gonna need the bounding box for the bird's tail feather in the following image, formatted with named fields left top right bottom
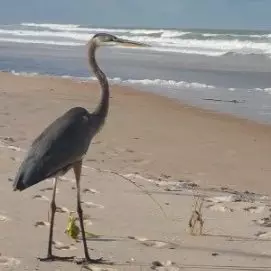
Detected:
left=13, top=173, right=26, bottom=191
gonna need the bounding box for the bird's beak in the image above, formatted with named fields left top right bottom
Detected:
left=116, top=38, right=150, bottom=48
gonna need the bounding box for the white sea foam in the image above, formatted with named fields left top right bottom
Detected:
left=254, top=87, right=271, bottom=94
left=160, top=30, right=190, bottom=38
left=10, top=70, right=271, bottom=99
left=1, top=28, right=270, bottom=57
left=11, top=70, right=39, bottom=77
left=80, top=76, right=216, bottom=90
left=0, top=37, right=82, bottom=46
left=21, top=23, right=81, bottom=30
left=21, top=22, right=163, bottom=35
left=114, top=78, right=216, bottom=89
left=0, top=23, right=264, bottom=57
left=0, top=29, right=90, bottom=40
left=9, top=70, right=215, bottom=90
left=21, top=23, right=271, bottom=39
left=117, top=35, right=271, bottom=54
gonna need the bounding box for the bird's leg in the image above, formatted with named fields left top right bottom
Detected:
left=73, top=160, right=103, bottom=264
left=39, top=177, right=74, bottom=262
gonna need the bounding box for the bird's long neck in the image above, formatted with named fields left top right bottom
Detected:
left=88, top=41, right=109, bottom=121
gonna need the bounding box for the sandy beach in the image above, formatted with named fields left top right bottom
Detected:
left=1, top=72, right=271, bottom=270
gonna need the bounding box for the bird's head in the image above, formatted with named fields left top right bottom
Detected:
left=91, top=33, right=150, bottom=48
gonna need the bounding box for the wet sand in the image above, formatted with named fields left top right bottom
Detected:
left=1, top=72, right=271, bottom=270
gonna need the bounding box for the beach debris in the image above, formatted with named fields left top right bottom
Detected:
left=202, top=98, right=245, bottom=103
left=65, top=214, right=80, bottom=240
left=206, top=190, right=261, bottom=204
left=243, top=205, right=265, bottom=213
left=34, top=221, right=50, bottom=227
left=151, top=260, right=179, bottom=270
left=206, top=204, right=234, bottom=212
left=255, top=231, right=271, bottom=239
left=152, top=261, right=163, bottom=267
left=206, top=195, right=235, bottom=203
left=65, top=213, right=99, bottom=240
left=253, top=216, right=271, bottom=227
left=188, top=195, right=204, bottom=236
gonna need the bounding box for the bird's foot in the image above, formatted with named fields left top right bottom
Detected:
left=74, top=256, right=104, bottom=265
left=38, top=254, right=75, bottom=262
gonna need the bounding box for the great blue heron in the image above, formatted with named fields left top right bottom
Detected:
left=13, top=33, right=148, bottom=264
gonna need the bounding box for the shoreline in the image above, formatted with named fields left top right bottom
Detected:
left=1, top=71, right=271, bottom=194
left=7, top=70, right=271, bottom=126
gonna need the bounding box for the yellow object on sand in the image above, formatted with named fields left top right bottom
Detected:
left=65, top=213, right=100, bottom=240
left=65, top=214, right=80, bottom=240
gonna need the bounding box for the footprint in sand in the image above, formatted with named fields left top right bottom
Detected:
left=142, top=240, right=169, bottom=248
left=52, top=241, right=77, bottom=251
left=2, top=136, right=15, bottom=143
left=84, top=219, right=93, bottom=226
left=56, top=206, right=70, bottom=214
left=10, top=156, right=21, bottom=162
left=141, top=240, right=177, bottom=249
left=132, top=158, right=151, bottom=165
left=32, top=194, right=49, bottom=201
left=34, top=221, right=50, bottom=227
left=128, top=236, right=177, bottom=249
left=40, top=187, right=60, bottom=194
left=81, top=214, right=93, bottom=226
left=82, top=188, right=100, bottom=194
left=0, top=214, right=10, bottom=222
left=128, top=236, right=148, bottom=242
left=82, top=201, right=104, bottom=209
left=7, top=145, right=23, bottom=152
left=59, top=176, right=76, bottom=183
left=0, top=255, right=20, bottom=268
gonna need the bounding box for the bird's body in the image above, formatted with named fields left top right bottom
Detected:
left=12, top=32, right=148, bottom=264
left=13, top=107, right=102, bottom=191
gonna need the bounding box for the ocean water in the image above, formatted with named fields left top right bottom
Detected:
left=0, top=23, right=271, bottom=123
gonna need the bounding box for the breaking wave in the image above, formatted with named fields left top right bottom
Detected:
left=10, top=70, right=215, bottom=90
left=0, top=22, right=268, bottom=58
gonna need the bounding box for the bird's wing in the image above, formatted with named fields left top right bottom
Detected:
left=13, top=107, right=93, bottom=191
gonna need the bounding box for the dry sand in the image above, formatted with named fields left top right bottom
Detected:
left=1, top=72, right=271, bottom=270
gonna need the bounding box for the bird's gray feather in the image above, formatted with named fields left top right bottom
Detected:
left=13, top=107, right=95, bottom=191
